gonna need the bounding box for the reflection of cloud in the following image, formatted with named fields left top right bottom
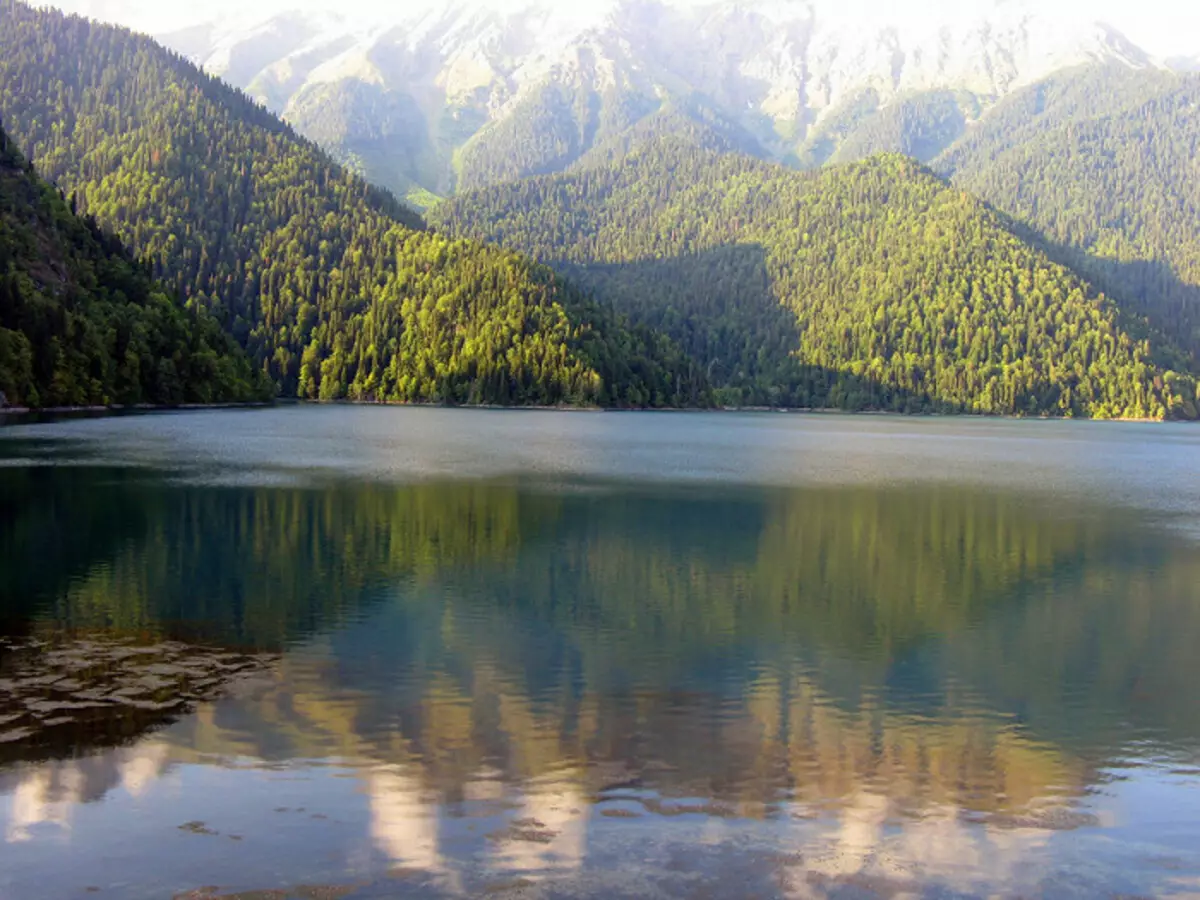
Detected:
left=4, top=742, right=171, bottom=843
left=790, top=792, right=1055, bottom=898
left=491, top=783, right=588, bottom=877
left=366, top=767, right=451, bottom=881
left=803, top=791, right=889, bottom=879
left=119, top=740, right=171, bottom=797
left=7, top=769, right=73, bottom=843
left=364, top=765, right=586, bottom=891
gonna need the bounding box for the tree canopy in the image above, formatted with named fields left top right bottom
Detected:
left=434, top=137, right=1200, bottom=418
left=0, top=123, right=267, bottom=408
left=934, top=64, right=1200, bottom=367
left=0, top=1, right=701, bottom=408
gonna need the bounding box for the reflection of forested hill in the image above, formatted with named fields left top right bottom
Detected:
left=4, top=460, right=1199, bottom=803
left=0, top=454, right=558, bottom=648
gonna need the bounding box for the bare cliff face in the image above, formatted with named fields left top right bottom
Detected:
left=158, top=0, right=1154, bottom=202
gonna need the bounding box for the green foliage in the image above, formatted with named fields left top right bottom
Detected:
left=0, top=124, right=266, bottom=408
left=831, top=90, right=978, bottom=164
left=285, top=79, right=449, bottom=202
left=0, top=1, right=700, bottom=407
left=434, top=138, right=1199, bottom=418
left=456, top=81, right=660, bottom=191
left=794, top=88, right=882, bottom=168
left=935, top=64, right=1200, bottom=368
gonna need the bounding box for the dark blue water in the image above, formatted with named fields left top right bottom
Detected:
left=1, top=408, right=1199, bottom=899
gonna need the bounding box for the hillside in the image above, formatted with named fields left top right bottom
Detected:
left=433, top=140, right=1200, bottom=419
left=0, top=1, right=701, bottom=407
left=0, top=124, right=265, bottom=409
left=933, top=65, right=1200, bottom=364
left=148, top=0, right=1150, bottom=198
left=806, top=89, right=983, bottom=167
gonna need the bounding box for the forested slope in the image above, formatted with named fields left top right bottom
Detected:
left=0, top=124, right=266, bottom=409
left=933, top=64, right=1200, bottom=365
left=434, top=139, right=1200, bottom=418
left=0, top=2, right=700, bottom=407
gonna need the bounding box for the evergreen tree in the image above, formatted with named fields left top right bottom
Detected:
left=434, top=138, right=1200, bottom=419
left=0, top=123, right=267, bottom=408
left=0, top=1, right=701, bottom=408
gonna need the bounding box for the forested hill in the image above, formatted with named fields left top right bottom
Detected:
left=433, top=140, right=1200, bottom=419
left=0, top=2, right=700, bottom=407
left=0, top=124, right=267, bottom=409
left=932, top=65, right=1200, bottom=366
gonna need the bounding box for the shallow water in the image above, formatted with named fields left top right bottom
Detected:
left=2, top=407, right=1199, bottom=899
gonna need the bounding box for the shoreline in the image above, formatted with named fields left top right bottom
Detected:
left=0, top=400, right=276, bottom=417
left=0, top=399, right=1183, bottom=424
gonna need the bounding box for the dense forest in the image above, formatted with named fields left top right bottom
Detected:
left=3, top=0, right=1198, bottom=417
left=803, top=64, right=1200, bottom=370
left=933, top=64, right=1200, bottom=365
left=0, top=1, right=701, bottom=407
left=0, top=123, right=266, bottom=408
left=434, top=138, right=1200, bottom=418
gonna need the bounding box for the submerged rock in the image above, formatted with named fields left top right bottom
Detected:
left=0, top=633, right=277, bottom=763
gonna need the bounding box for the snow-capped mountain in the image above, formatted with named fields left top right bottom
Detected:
left=156, top=0, right=1156, bottom=203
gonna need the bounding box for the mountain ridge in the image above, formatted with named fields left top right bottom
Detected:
left=152, top=0, right=1160, bottom=201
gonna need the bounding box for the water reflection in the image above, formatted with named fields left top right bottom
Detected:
left=1, top=740, right=172, bottom=843
left=1, top=422, right=1200, bottom=897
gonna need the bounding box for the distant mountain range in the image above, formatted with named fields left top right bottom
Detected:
left=157, top=0, right=1157, bottom=204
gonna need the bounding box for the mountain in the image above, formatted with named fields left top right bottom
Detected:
left=0, top=123, right=266, bottom=409
left=155, top=0, right=1154, bottom=203
left=0, top=1, right=702, bottom=407
left=931, top=64, right=1200, bottom=364
left=432, top=138, right=1200, bottom=418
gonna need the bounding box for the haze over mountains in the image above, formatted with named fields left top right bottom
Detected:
left=140, top=0, right=1175, bottom=202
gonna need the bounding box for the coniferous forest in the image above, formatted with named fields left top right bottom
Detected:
left=934, top=65, right=1200, bottom=365
left=434, top=140, right=1199, bottom=418
left=0, top=1, right=700, bottom=409
left=0, top=1, right=1199, bottom=418
left=0, top=123, right=266, bottom=408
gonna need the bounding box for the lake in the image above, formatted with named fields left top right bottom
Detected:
left=2, top=407, right=1199, bottom=899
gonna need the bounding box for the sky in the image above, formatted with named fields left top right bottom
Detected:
left=40, top=0, right=1200, bottom=58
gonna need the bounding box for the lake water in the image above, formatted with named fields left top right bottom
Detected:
left=2, top=407, right=1200, bottom=899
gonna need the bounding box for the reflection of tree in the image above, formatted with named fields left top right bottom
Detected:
left=5, top=471, right=554, bottom=649
left=944, top=547, right=1200, bottom=753
left=0, top=457, right=155, bottom=632
left=146, top=480, right=1196, bottom=820
left=181, top=655, right=1086, bottom=821
left=4, top=472, right=1199, bottom=895
left=6, top=473, right=1200, bottom=839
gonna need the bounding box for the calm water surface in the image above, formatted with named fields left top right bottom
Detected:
left=1, top=408, right=1199, bottom=899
